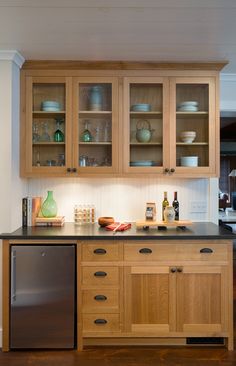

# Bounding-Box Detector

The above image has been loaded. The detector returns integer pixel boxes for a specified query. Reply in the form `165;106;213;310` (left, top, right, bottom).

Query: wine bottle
162;191;169;221
172;191;179;220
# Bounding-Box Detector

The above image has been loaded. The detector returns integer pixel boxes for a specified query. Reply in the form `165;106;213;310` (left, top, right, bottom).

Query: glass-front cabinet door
24;76;72;176
123;77;169;174
170;77;217;176
73;77;119;174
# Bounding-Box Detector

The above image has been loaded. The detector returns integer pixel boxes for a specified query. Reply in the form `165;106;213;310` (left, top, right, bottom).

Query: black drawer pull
94;248;107;255
200;248;213;254
94;271;107;277
177;267;183;273
170;267;177;273
139;248;152;254
94;319;107;325
94;295;107;301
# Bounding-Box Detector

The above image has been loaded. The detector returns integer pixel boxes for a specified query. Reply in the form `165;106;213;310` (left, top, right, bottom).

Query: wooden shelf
130;142;162;146
176;142;208;146
33;111;66;118
33;142;65;146
79;142;112;145
130;111;162;118
79;111;112;115
176;111;208;117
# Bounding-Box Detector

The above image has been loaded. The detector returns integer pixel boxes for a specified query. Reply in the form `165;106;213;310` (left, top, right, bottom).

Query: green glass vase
41;191;58;218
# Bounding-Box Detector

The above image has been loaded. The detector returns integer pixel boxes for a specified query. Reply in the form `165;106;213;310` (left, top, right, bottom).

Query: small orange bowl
98;217;115;227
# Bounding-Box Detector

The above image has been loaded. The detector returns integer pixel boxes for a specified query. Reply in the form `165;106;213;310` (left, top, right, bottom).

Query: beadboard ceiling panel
0;0;236;72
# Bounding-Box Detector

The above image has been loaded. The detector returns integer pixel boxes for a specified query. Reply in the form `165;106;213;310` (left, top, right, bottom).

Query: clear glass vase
41;191;58;218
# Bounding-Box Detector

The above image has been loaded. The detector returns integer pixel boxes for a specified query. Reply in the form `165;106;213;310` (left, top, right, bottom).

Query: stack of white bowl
180;156;198;167
177;101;198;112
180;131;196;143
41;100;61;112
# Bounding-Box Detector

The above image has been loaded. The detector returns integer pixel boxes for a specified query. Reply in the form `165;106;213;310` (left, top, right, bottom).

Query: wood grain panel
82;266;119;286
83;314;120;333
82;289;119;313
131;274;169;325
82;242;120;261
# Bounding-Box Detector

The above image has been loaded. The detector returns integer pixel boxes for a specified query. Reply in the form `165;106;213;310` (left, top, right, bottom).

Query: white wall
28;177;217;223
0;53;26;348
220;73;236;111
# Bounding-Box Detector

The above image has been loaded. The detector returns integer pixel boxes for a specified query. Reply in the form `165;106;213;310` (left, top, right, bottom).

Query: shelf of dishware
176;111;208;117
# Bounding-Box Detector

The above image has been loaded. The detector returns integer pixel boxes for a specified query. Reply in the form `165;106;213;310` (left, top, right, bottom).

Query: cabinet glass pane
78;83;112;167
176;84;209;167
32;83;66;167
129;83;163;167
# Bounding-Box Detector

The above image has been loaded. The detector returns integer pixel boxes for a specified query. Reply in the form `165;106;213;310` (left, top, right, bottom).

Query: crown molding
0;51;25;68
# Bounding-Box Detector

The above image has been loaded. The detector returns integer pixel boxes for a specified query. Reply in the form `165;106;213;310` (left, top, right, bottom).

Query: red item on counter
105;222;131;231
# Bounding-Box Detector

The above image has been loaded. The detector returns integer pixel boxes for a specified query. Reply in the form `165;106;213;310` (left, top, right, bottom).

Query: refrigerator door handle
11;250;16;303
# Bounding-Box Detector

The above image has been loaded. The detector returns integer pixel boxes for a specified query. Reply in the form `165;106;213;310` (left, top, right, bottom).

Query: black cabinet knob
94;271;107;277
67;168;71;172
164;168;170;173
94;295;107;301
177;267;183;273
170;168;175;173
94;248;107;255
170;267;177;273
72;168;77;173
139;248;152;254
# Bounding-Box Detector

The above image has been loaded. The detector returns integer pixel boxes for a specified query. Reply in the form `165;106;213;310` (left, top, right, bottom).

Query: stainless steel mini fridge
10;245;76;349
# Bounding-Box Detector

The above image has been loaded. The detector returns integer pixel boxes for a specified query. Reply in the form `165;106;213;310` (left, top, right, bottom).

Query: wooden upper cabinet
72;77;119;174
123;77;169;174
20;63;222;178
21;76;73;177
169;77;218;177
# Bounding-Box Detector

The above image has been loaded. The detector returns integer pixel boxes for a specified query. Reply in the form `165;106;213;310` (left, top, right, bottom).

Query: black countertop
0;222;235;241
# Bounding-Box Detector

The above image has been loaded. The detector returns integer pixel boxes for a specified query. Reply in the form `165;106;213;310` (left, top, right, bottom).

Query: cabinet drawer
82;266;119;286
83;314;120;332
124;242;228;261
82;289;119;313
82;242;120;261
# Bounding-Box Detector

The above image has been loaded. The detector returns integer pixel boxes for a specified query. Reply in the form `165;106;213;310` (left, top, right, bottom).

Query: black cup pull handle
200;248;213;254
94;295;107;301
94;319;107;325
94;271;107;277
139;248;152;254
94;248;107;255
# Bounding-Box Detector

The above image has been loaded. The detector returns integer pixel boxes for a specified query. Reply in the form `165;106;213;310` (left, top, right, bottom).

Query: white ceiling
1;0;236;73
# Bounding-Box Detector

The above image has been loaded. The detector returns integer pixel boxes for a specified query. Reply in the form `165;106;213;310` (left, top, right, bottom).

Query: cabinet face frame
123;77;170;174
22;76;73;176
169;76;218;177
72;77;119;174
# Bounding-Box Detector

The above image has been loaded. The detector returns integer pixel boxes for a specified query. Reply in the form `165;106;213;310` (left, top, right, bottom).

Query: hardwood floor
0;346;236;366
0;254;235;366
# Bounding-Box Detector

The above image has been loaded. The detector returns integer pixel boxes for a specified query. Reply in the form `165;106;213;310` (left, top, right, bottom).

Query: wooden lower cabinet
81;240;233;350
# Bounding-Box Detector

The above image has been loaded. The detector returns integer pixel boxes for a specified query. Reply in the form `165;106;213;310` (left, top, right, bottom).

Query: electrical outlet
190;201;207;213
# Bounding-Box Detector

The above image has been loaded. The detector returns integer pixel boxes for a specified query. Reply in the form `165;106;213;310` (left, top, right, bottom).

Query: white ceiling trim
0;50;25;68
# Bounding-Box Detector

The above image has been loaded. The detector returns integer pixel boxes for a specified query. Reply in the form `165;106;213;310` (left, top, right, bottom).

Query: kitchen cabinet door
123;77;170;175
21;76;73;177
169;77;218;177
73;77;119;175
124;266;176;335
176;265;229;334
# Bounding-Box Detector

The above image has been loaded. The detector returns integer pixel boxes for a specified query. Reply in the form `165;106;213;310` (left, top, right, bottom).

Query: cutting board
136;220;193;229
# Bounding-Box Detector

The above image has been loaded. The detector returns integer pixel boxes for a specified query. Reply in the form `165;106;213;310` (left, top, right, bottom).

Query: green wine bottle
162;191;169;221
